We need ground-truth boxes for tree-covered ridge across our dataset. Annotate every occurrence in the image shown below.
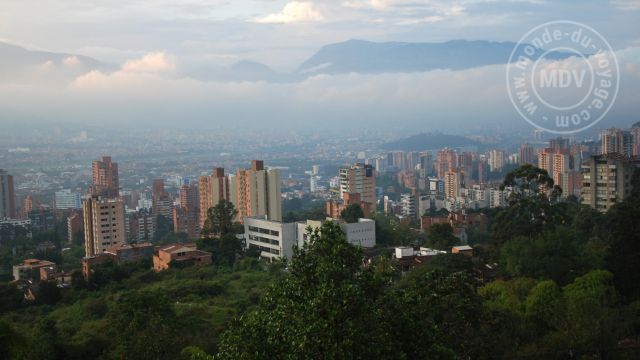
[0,262,280,360]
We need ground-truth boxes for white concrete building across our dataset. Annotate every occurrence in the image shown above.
[245,216,377,262]
[296,218,376,248]
[244,216,297,261]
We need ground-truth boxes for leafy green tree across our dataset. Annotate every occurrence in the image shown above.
[559,270,620,357]
[340,203,364,223]
[154,214,173,242]
[500,227,584,285]
[0,320,25,360]
[384,269,493,359]
[197,233,243,266]
[492,165,568,244]
[524,280,563,329]
[217,221,394,359]
[202,200,238,237]
[427,223,458,250]
[0,283,23,313]
[110,291,184,360]
[26,318,65,360]
[37,280,61,305]
[605,168,640,300]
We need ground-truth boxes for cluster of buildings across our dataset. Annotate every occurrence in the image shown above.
[376,124,640,220]
[5,123,640,287]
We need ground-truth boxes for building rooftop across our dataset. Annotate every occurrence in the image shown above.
[157,243,198,254]
[19,259,55,267]
[106,242,153,252]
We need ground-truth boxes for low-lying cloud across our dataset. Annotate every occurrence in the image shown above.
[1,47,638,135]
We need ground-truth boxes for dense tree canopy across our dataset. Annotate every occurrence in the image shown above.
[340,203,364,223]
[202,200,238,237]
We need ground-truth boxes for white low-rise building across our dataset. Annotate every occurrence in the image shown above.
[244,216,377,261]
[244,216,297,261]
[297,218,376,249]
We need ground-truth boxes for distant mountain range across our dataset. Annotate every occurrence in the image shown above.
[1,39,576,84]
[382,133,481,151]
[0,41,113,83]
[221,39,574,81]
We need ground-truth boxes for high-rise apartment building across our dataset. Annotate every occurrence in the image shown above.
[477,161,488,184]
[630,123,640,156]
[488,150,506,172]
[21,195,32,219]
[444,168,464,200]
[152,193,174,220]
[232,160,282,222]
[538,148,554,175]
[150,177,173,219]
[549,137,570,151]
[83,196,126,257]
[419,151,433,175]
[552,150,572,197]
[174,183,200,238]
[581,154,640,212]
[152,179,166,198]
[339,163,376,205]
[179,183,199,209]
[435,149,457,179]
[601,128,634,157]
[519,143,535,165]
[0,169,16,219]
[125,209,155,243]
[91,156,119,197]
[68,212,83,244]
[199,167,231,227]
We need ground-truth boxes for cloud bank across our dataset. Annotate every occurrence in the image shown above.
[1,46,638,135]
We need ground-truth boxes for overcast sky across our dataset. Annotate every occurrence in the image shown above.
[2,0,639,68]
[0,0,639,134]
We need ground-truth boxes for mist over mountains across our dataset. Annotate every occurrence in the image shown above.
[0,39,574,84]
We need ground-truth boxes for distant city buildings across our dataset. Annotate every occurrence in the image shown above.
[67,212,83,244]
[0,169,16,219]
[28,207,56,232]
[0,218,32,242]
[435,149,457,179]
[601,128,634,157]
[519,143,535,165]
[125,209,155,243]
[487,149,506,172]
[21,195,32,219]
[91,156,119,197]
[54,189,82,209]
[173,183,200,238]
